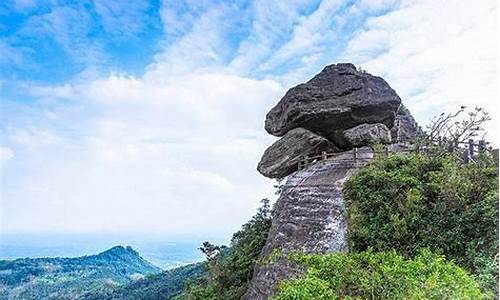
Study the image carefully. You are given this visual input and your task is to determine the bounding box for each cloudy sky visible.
[0,0,498,240]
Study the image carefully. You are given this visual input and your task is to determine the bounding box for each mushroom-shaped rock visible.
[343,123,391,147]
[264,63,401,142]
[257,128,337,178]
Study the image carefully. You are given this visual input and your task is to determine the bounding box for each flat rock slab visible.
[243,147,374,300]
[264,63,401,143]
[257,127,337,179]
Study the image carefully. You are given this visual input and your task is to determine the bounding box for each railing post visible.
[462,148,469,163]
[478,140,486,153]
[352,148,357,163]
[322,151,327,160]
[446,138,453,153]
[304,155,309,168]
[468,139,474,159]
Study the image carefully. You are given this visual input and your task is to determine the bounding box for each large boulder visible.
[343,123,391,147]
[257,128,337,178]
[264,63,401,144]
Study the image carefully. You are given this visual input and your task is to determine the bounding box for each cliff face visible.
[245,63,419,299]
[243,148,373,300]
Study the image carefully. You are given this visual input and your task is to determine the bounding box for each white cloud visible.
[2,70,283,236]
[227,0,316,75]
[147,4,232,78]
[12,0,36,11]
[93,0,151,38]
[0,41,26,66]
[356,0,399,11]
[0,147,14,164]
[6,127,64,151]
[343,0,498,143]
[15,4,107,66]
[258,0,344,73]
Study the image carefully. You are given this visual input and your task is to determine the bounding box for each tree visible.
[178,199,272,300]
[422,106,491,152]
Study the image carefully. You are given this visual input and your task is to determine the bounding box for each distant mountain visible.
[0,246,161,300]
[81,263,204,300]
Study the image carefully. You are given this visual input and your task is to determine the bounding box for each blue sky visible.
[1,0,163,81]
[0,0,497,239]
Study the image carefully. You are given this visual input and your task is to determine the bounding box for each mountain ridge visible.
[0,245,162,300]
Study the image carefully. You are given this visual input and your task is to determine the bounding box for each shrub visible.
[274,250,486,300]
[343,152,498,296]
[177,199,272,300]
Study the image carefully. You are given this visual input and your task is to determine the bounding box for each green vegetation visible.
[82,263,204,300]
[274,250,486,300]
[269,107,498,299]
[0,246,161,300]
[343,152,498,296]
[177,199,272,300]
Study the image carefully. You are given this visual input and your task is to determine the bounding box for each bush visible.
[343,153,498,296]
[274,250,486,300]
[177,199,272,300]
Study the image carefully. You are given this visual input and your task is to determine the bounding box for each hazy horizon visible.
[0,232,218,269]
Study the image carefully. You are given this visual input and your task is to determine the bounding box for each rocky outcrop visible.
[391,105,421,142]
[243,148,374,300]
[258,63,407,179]
[246,63,420,299]
[257,128,337,178]
[343,123,391,147]
[264,63,401,143]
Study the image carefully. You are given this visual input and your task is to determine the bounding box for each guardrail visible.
[297,147,402,171]
[297,139,497,171]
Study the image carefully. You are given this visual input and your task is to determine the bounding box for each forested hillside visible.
[82,263,204,300]
[0,246,161,300]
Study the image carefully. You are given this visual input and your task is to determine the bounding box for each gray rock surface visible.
[257,128,337,179]
[391,105,421,142]
[264,63,401,142]
[343,123,391,147]
[243,147,374,300]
